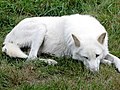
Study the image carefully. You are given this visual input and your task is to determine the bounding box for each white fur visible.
[2,43,28,58]
[2,14,120,72]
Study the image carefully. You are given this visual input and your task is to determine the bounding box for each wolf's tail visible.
[2,43,28,58]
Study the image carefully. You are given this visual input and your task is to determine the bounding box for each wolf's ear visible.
[97,33,106,44]
[72,34,80,47]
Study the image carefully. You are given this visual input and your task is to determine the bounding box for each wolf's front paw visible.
[27,56,37,61]
[101,59,112,65]
[46,59,58,65]
[39,58,58,65]
[115,59,120,72]
[116,63,120,73]
[42,59,57,65]
[117,67,120,72]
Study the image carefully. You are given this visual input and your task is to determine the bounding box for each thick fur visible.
[2,14,120,72]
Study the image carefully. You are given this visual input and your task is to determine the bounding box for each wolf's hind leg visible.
[104,53,120,72]
[27,24,46,60]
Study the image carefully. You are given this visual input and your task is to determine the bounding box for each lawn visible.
[0,0,120,90]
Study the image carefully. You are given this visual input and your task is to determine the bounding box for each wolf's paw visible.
[39,58,58,65]
[101,59,112,65]
[46,59,58,65]
[116,64,120,73]
[105,61,112,65]
[117,67,120,72]
[115,60,120,73]
[27,56,37,61]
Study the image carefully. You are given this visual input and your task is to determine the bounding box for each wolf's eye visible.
[83,56,88,59]
[96,54,99,58]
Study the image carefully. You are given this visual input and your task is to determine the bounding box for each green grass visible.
[0,0,120,90]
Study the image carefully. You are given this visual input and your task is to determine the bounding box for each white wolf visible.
[2,14,120,72]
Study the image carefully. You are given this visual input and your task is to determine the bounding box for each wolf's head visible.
[72,33,106,72]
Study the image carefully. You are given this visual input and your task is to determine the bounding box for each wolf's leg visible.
[104,53,120,72]
[27,25,46,60]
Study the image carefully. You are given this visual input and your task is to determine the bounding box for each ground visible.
[0,0,120,90]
